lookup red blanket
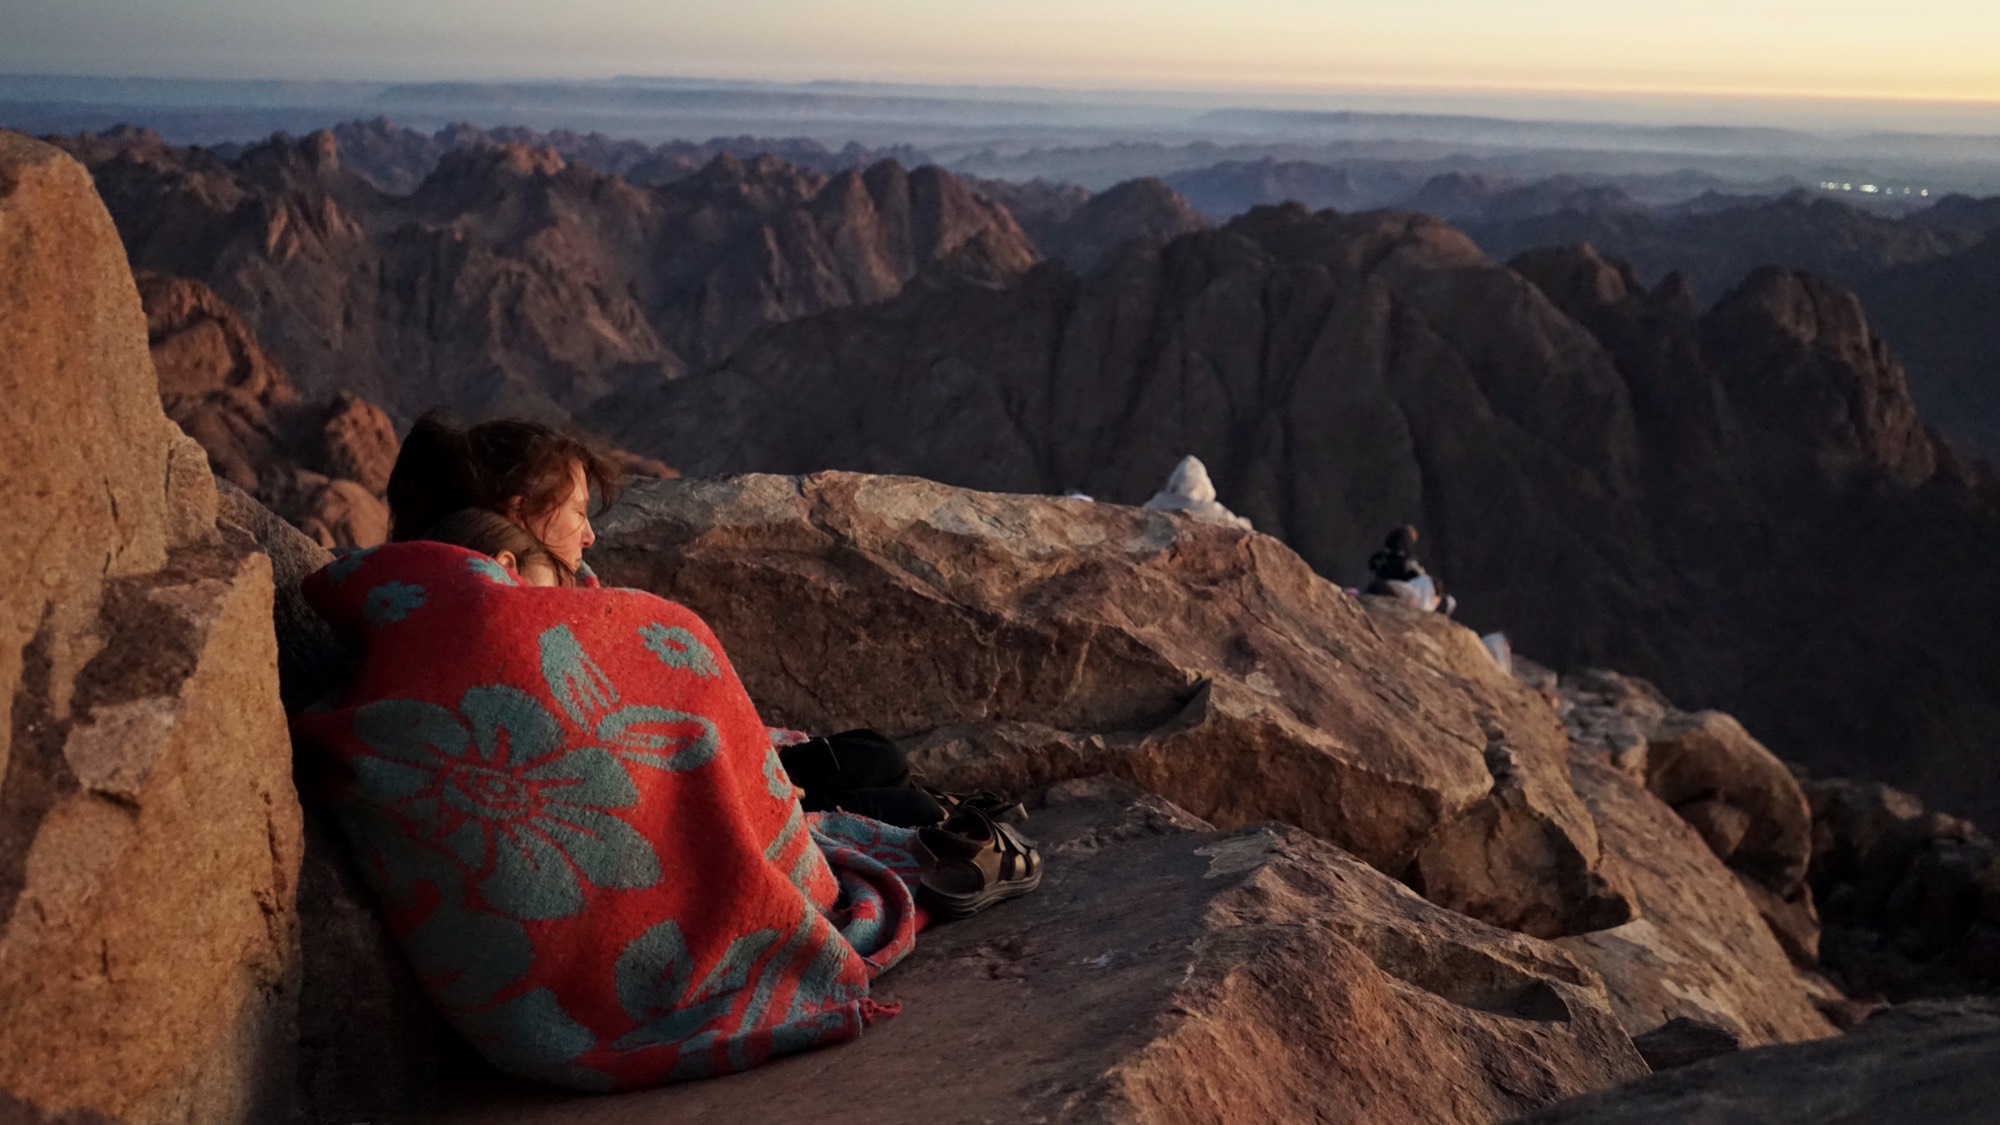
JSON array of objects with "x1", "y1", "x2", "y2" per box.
[{"x1": 293, "y1": 542, "x2": 923, "y2": 1090}]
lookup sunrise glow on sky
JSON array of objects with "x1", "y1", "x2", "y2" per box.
[{"x1": 7, "y1": 0, "x2": 1997, "y2": 106}]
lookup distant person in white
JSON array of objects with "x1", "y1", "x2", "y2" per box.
[
  {"x1": 1366, "y1": 525, "x2": 1458, "y2": 616},
  {"x1": 1143, "y1": 455, "x2": 1252, "y2": 530}
]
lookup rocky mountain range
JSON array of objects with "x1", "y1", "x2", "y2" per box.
[
  {"x1": 1092, "y1": 160, "x2": 2000, "y2": 469},
  {"x1": 1855, "y1": 234, "x2": 2000, "y2": 466},
  {"x1": 967, "y1": 174, "x2": 1207, "y2": 271},
  {"x1": 1161, "y1": 157, "x2": 1377, "y2": 216},
  {"x1": 140, "y1": 270, "x2": 400, "y2": 547},
  {"x1": 1465, "y1": 187, "x2": 1990, "y2": 303},
  {"x1": 1028, "y1": 157, "x2": 2000, "y2": 471},
  {"x1": 1414, "y1": 171, "x2": 1647, "y2": 224},
  {"x1": 60, "y1": 121, "x2": 2000, "y2": 467},
  {"x1": 1464, "y1": 188, "x2": 2000, "y2": 462},
  {"x1": 54, "y1": 126, "x2": 1038, "y2": 426},
  {"x1": 316, "y1": 117, "x2": 931, "y2": 196},
  {"x1": 600, "y1": 204, "x2": 2000, "y2": 829},
  {"x1": 982, "y1": 159, "x2": 2000, "y2": 475}
]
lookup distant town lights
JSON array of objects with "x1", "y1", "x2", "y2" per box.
[{"x1": 1816, "y1": 180, "x2": 1933, "y2": 199}]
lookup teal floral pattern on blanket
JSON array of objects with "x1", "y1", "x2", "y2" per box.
[{"x1": 293, "y1": 541, "x2": 924, "y2": 1091}]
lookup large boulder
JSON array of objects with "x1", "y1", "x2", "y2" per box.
[
  {"x1": 0, "y1": 131, "x2": 303, "y2": 1123},
  {"x1": 1646, "y1": 710, "x2": 1814, "y2": 898},
  {"x1": 2, "y1": 131, "x2": 182, "y2": 740},
  {"x1": 1561, "y1": 670, "x2": 1822, "y2": 964},
  {"x1": 433, "y1": 781, "x2": 1648, "y2": 1125},
  {"x1": 1516, "y1": 999, "x2": 2000, "y2": 1125},
  {"x1": 591, "y1": 472, "x2": 1633, "y2": 938},
  {"x1": 1556, "y1": 752, "x2": 1835, "y2": 1046}
]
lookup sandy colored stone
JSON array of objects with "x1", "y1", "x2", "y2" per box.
[
  {"x1": 163, "y1": 430, "x2": 221, "y2": 550},
  {"x1": 1647, "y1": 710, "x2": 1814, "y2": 895},
  {"x1": 0, "y1": 131, "x2": 181, "y2": 779},
  {"x1": 1676, "y1": 797, "x2": 1754, "y2": 860},
  {"x1": 0, "y1": 132, "x2": 305, "y2": 1122},
  {"x1": 593, "y1": 472, "x2": 1632, "y2": 937},
  {"x1": 431, "y1": 781, "x2": 1646, "y2": 1125},
  {"x1": 1560, "y1": 672, "x2": 1826, "y2": 966},
  {"x1": 0, "y1": 540, "x2": 302, "y2": 1123},
  {"x1": 1557, "y1": 751, "x2": 1836, "y2": 1047}
]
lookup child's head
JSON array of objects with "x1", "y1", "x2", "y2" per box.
[{"x1": 418, "y1": 508, "x2": 571, "y2": 588}]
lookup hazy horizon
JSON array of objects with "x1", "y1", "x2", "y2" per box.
[
  {"x1": 9, "y1": 0, "x2": 2000, "y2": 135},
  {"x1": 7, "y1": 70, "x2": 2000, "y2": 141}
]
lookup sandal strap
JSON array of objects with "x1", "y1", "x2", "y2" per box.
[
  {"x1": 920, "y1": 801, "x2": 1003, "y2": 848},
  {"x1": 920, "y1": 806, "x2": 1039, "y2": 888},
  {"x1": 989, "y1": 819, "x2": 1039, "y2": 882},
  {"x1": 923, "y1": 786, "x2": 1027, "y2": 825}
]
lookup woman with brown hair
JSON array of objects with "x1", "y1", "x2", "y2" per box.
[{"x1": 385, "y1": 410, "x2": 624, "y2": 583}]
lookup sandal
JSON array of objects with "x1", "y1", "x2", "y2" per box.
[
  {"x1": 921, "y1": 786, "x2": 1028, "y2": 827},
  {"x1": 916, "y1": 806, "x2": 1043, "y2": 920}
]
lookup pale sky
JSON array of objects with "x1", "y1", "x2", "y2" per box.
[{"x1": 6, "y1": 0, "x2": 1998, "y2": 105}]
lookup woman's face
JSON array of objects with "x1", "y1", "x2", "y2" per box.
[{"x1": 518, "y1": 461, "x2": 596, "y2": 571}]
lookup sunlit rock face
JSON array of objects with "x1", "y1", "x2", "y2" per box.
[
  {"x1": 591, "y1": 471, "x2": 1640, "y2": 940},
  {"x1": 0, "y1": 129, "x2": 303, "y2": 1125}
]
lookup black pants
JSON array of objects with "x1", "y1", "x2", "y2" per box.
[{"x1": 777, "y1": 729, "x2": 945, "y2": 828}]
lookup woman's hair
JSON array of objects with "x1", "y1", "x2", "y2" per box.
[
  {"x1": 418, "y1": 508, "x2": 551, "y2": 563},
  {"x1": 386, "y1": 410, "x2": 624, "y2": 544}
]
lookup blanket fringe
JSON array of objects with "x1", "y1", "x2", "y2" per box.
[{"x1": 860, "y1": 998, "x2": 903, "y2": 1026}]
